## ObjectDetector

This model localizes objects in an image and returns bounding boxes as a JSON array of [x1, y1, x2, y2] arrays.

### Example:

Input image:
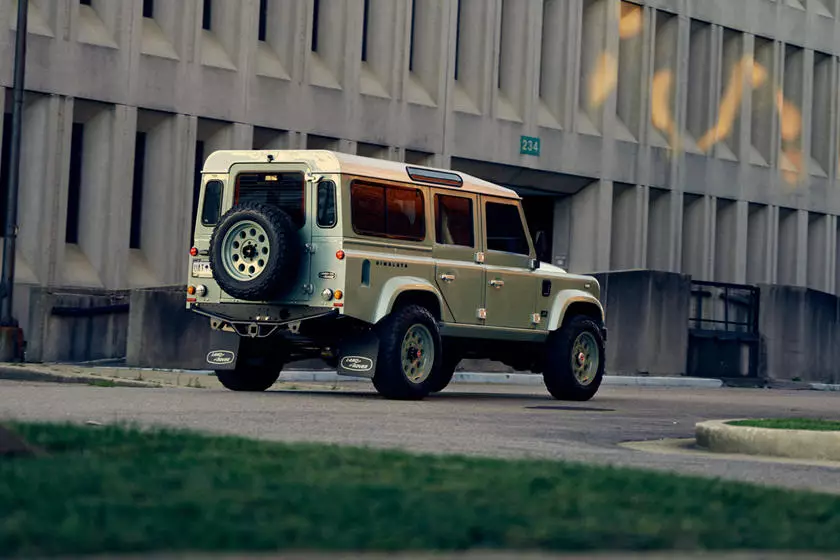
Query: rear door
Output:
[[226, 164, 313, 303], [432, 191, 484, 325]]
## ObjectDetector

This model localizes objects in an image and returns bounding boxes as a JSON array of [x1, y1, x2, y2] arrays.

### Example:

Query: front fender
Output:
[[371, 276, 444, 324], [546, 289, 605, 332]]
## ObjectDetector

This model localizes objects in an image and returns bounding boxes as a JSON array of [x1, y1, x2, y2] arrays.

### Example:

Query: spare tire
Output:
[[209, 201, 300, 301]]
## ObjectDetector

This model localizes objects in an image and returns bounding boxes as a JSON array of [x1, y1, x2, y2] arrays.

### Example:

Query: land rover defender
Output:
[[187, 150, 606, 401]]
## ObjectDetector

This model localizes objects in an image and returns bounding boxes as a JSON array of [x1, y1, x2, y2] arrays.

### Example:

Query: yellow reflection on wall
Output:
[[619, 1, 643, 39], [588, 53, 618, 111], [650, 69, 679, 148]]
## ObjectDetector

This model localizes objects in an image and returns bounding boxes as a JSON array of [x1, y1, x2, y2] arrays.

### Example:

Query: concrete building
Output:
[[1, 0, 840, 363]]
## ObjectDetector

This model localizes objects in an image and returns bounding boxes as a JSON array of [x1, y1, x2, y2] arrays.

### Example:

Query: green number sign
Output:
[[520, 135, 541, 157]]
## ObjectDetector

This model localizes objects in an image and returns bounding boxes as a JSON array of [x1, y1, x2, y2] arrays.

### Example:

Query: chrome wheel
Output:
[[221, 220, 270, 281], [401, 324, 434, 384], [570, 332, 599, 386]]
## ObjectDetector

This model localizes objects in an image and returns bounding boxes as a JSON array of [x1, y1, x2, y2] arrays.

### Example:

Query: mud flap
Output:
[[337, 330, 380, 379], [203, 330, 241, 371]]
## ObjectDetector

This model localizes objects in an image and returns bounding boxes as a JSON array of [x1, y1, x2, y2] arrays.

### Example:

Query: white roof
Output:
[[202, 149, 520, 200]]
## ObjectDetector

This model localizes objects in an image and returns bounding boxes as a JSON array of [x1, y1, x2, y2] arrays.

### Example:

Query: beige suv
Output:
[[187, 150, 606, 401]]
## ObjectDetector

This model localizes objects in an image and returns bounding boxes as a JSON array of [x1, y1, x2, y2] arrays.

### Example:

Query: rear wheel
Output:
[[542, 315, 605, 401], [372, 305, 442, 400]]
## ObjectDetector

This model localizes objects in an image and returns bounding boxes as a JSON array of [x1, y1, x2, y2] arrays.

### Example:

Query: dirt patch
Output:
[[0, 425, 42, 458]]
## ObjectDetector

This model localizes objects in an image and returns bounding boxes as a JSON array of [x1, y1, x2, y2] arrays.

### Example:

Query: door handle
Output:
[[440, 273, 456, 283], [489, 279, 505, 288]]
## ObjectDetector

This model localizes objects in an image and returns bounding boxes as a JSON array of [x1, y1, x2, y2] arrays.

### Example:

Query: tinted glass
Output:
[[351, 182, 386, 236], [201, 180, 223, 227], [435, 194, 474, 247], [486, 202, 530, 255], [350, 181, 425, 241], [317, 180, 337, 228], [235, 172, 305, 229], [386, 186, 425, 240]]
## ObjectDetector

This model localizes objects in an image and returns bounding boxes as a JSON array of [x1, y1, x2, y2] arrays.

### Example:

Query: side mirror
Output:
[[534, 230, 549, 263]]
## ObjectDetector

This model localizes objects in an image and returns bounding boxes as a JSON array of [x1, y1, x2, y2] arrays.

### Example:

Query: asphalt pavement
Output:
[[1, 379, 840, 495]]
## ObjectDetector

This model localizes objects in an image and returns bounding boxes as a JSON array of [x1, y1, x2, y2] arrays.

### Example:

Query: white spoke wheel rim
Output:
[[221, 220, 271, 281], [570, 331, 599, 386], [401, 324, 434, 384]]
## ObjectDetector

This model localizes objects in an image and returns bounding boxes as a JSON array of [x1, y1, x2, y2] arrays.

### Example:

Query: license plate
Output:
[[192, 260, 212, 278]]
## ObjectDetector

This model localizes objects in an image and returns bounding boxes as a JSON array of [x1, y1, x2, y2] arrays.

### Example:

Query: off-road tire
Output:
[[372, 305, 442, 400], [209, 202, 299, 301], [428, 352, 460, 393], [542, 315, 605, 401]]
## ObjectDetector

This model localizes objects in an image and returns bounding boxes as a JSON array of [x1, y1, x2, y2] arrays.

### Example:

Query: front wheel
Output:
[[372, 305, 442, 400], [542, 316, 605, 401]]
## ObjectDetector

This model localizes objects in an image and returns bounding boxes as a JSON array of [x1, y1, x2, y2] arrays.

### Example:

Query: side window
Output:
[[435, 194, 474, 247], [350, 181, 425, 241], [200, 180, 223, 226], [316, 180, 337, 228], [485, 201, 530, 255]]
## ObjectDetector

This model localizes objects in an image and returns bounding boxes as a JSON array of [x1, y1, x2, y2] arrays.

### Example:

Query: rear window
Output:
[[235, 172, 305, 229], [350, 181, 425, 241]]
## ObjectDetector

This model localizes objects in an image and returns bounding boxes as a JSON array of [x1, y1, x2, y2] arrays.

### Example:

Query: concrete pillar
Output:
[[807, 212, 832, 292], [681, 193, 711, 279], [746, 203, 773, 284], [713, 198, 748, 283], [609, 183, 643, 270], [130, 113, 196, 287], [63, 103, 135, 289], [777, 208, 808, 286], [567, 179, 612, 273], [16, 94, 68, 288]]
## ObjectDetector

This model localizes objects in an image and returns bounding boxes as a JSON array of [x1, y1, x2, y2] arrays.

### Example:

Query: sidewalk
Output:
[[2, 360, 838, 392]]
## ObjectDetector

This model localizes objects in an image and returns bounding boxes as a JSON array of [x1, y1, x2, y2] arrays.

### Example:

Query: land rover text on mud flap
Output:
[[187, 150, 607, 401]]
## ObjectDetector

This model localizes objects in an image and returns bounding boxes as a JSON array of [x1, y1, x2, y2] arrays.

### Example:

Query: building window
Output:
[[361, 0, 370, 61], [258, 0, 268, 42], [311, 0, 320, 52], [351, 181, 425, 241], [66, 123, 85, 245], [130, 132, 147, 250], [408, 0, 417, 72], [143, 0, 154, 18], [202, 0, 212, 31], [485, 201, 529, 255], [435, 194, 474, 247]]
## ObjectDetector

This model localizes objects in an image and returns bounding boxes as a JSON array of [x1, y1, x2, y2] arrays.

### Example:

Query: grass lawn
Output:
[[2, 422, 840, 557], [729, 418, 840, 431]]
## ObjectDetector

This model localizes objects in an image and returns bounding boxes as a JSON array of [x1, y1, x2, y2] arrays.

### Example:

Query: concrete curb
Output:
[[695, 419, 840, 462], [0, 365, 162, 389], [256, 370, 726, 388], [0, 363, 731, 389]]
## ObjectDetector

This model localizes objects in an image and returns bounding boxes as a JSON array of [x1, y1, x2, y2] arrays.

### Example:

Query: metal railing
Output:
[[689, 280, 760, 337]]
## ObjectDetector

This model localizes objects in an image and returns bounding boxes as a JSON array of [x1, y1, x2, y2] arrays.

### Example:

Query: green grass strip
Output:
[[2, 421, 840, 557], [728, 418, 840, 431]]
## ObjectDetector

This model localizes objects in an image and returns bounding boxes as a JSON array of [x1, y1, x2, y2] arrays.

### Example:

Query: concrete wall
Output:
[[758, 284, 840, 384], [23, 286, 129, 363], [594, 270, 692, 377]]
